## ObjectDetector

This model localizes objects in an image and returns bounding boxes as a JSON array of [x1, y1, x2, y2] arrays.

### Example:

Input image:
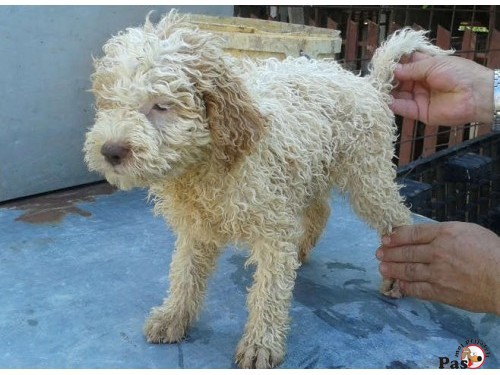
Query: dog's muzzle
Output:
[[101, 142, 130, 166]]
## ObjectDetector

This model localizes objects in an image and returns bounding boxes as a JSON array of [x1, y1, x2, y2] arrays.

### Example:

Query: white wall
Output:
[[0, 5, 233, 202]]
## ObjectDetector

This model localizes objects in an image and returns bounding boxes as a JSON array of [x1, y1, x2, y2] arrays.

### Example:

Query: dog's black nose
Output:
[[100, 142, 130, 166]]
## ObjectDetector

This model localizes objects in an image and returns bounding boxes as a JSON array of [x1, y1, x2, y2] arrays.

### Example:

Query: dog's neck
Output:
[[149, 159, 221, 197]]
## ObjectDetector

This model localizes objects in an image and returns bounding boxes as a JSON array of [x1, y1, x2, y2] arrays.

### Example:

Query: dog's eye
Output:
[[152, 104, 168, 112]]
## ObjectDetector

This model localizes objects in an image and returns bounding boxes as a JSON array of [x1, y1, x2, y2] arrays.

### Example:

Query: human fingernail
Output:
[[376, 249, 383, 260], [381, 236, 391, 246]]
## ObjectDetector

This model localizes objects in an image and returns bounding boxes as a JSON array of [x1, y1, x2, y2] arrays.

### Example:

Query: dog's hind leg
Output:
[[337, 146, 411, 298], [235, 239, 300, 369], [298, 197, 331, 264], [144, 237, 220, 343]]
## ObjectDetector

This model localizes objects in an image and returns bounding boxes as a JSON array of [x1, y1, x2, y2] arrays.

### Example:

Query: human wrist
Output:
[[491, 237, 500, 315], [493, 69, 500, 131], [494, 280, 500, 316], [495, 257, 500, 315]]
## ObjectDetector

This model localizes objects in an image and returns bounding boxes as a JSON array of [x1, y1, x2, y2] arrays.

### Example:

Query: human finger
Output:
[[397, 280, 439, 301], [393, 56, 438, 82], [379, 261, 432, 282], [391, 90, 414, 100], [397, 52, 431, 66], [381, 223, 441, 247], [376, 243, 434, 263], [389, 98, 420, 120], [407, 51, 433, 63]]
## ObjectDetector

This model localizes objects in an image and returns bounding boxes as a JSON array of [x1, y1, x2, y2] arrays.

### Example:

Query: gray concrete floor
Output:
[[0, 183, 498, 368]]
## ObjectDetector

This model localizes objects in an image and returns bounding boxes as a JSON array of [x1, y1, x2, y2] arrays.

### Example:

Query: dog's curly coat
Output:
[[84, 10, 448, 369]]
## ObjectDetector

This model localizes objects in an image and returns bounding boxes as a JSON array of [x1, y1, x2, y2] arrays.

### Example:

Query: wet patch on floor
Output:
[[326, 261, 366, 272], [0, 183, 115, 224]]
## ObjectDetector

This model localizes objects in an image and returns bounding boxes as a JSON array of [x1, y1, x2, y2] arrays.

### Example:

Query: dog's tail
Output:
[[367, 28, 453, 96]]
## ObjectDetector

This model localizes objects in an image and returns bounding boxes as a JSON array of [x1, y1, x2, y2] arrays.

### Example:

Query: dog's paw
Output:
[[235, 339, 284, 369], [143, 307, 188, 344], [380, 278, 404, 299]]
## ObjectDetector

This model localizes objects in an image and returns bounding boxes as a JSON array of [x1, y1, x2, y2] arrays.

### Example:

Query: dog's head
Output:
[[84, 10, 266, 190]]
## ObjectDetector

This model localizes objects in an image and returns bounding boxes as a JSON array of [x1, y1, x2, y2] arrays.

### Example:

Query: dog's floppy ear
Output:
[[155, 13, 266, 169], [202, 66, 266, 169]]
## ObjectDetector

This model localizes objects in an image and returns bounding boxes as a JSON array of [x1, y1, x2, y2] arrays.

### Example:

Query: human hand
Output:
[[391, 53, 494, 126], [376, 222, 500, 315]]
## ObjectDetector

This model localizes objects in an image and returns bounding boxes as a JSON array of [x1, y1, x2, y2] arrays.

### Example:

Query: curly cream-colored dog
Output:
[[84, 10, 447, 368]]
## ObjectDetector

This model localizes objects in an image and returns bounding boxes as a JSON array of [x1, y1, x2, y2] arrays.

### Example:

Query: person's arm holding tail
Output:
[[391, 52, 493, 126], [382, 53, 500, 315]]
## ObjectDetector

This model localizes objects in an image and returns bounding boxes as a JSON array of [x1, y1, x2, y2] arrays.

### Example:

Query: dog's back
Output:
[[234, 57, 389, 191], [232, 28, 452, 193]]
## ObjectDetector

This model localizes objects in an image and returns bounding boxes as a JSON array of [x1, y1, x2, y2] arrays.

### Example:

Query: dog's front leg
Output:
[[235, 240, 300, 369], [144, 236, 220, 343]]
